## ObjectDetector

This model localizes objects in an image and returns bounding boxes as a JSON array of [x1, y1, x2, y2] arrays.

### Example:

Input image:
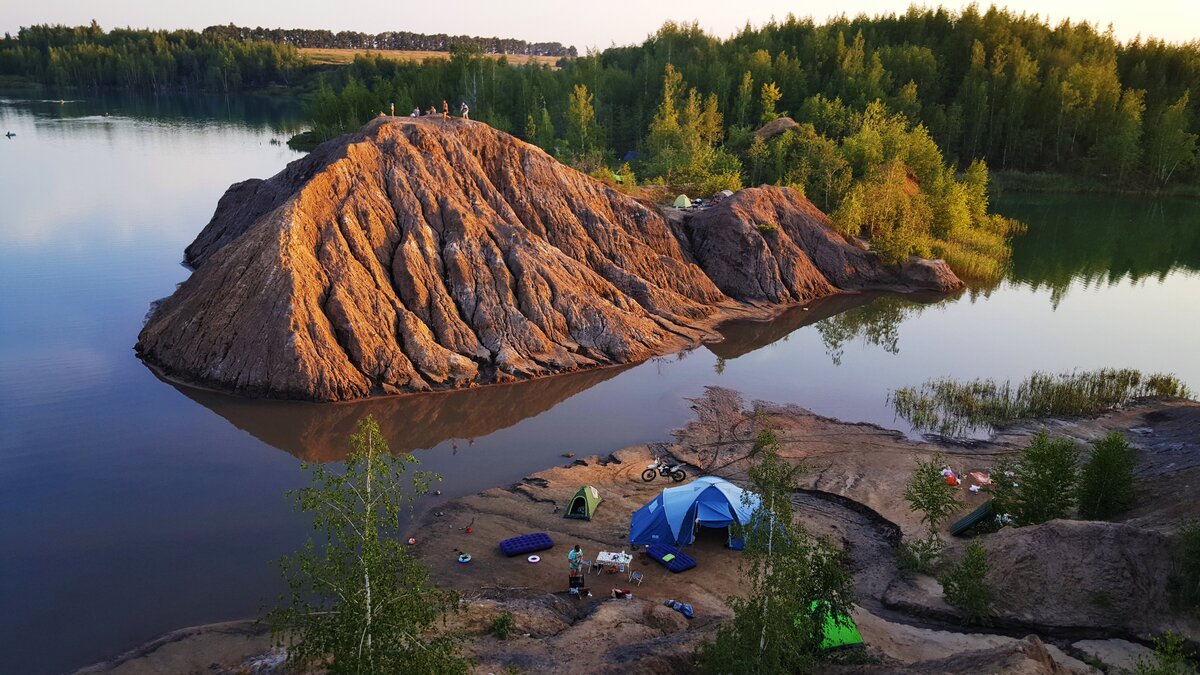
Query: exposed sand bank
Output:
[[77, 391, 1199, 674]]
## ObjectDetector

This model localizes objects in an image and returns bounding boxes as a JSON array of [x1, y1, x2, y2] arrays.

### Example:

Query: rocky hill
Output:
[[136, 117, 962, 401]]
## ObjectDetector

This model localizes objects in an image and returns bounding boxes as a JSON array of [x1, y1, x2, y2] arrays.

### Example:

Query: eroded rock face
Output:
[[137, 117, 962, 401]]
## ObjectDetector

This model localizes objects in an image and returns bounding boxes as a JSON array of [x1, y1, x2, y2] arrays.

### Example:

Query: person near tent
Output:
[[567, 544, 583, 577], [442, 100, 449, 121], [427, 104, 437, 116], [410, 107, 420, 117], [460, 101, 470, 119]]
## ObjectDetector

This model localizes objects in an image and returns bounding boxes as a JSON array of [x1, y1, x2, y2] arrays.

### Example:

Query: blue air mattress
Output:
[[499, 533, 554, 557], [646, 543, 696, 573]]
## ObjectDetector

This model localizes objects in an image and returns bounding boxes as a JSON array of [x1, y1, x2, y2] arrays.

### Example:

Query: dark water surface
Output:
[[1, 94, 1198, 674]]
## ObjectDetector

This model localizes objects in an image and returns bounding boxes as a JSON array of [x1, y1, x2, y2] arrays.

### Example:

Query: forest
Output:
[[200, 23, 576, 57], [3, 8, 1198, 280]]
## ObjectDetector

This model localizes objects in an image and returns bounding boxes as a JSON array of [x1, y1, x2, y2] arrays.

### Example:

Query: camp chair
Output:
[[628, 570, 644, 586], [580, 559, 592, 575]]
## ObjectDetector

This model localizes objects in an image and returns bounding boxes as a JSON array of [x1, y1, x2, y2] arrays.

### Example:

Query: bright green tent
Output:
[[795, 601, 864, 651], [673, 194, 692, 208], [565, 485, 602, 520]]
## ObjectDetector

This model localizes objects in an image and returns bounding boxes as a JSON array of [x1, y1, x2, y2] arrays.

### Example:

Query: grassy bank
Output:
[[992, 171, 1200, 199], [891, 368, 1192, 437]]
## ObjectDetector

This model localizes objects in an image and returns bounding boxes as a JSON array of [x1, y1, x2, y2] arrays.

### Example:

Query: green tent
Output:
[[795, 601, 864, 651], [673, 194, 692, 208], [950, 499, 994, 537], [565, 485, 602, 520]]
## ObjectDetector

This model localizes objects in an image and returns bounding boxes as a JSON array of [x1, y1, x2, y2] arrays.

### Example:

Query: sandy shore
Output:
[[77, 390, 1199, 674]]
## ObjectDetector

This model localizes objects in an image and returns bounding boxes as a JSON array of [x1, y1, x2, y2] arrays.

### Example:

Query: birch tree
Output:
[[697, 433, 855, 673], [268, 416, 466, 674]]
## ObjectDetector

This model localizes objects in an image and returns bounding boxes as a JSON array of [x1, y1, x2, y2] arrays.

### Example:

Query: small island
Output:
[[136, 116, 962, 402]]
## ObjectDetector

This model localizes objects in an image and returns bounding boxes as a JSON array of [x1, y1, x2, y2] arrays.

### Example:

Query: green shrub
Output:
[[1134, 632, 1198, 675], [904, 454, 963, 531], [939, 539, 993, 625], [1078, 432, 1137, 520], [489, 611, 514, 640], [756, 223, 779, 234], [898, 534, 944, 574], [989, 432, 1080, 526], [1171, 521, 1200, 614]]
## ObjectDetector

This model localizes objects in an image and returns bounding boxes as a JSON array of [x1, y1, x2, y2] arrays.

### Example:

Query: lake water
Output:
[[1, 93, 1197, 674]]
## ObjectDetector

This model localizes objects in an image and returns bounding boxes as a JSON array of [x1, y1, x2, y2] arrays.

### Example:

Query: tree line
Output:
[[0, 22, 305, 90], [200, 23, 577, 57], [298, 7, 1199, 189]]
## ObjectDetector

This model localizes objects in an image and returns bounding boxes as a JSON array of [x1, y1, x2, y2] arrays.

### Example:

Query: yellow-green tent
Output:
[[565, 485, 602, 520], [673, 194, 692, 208]]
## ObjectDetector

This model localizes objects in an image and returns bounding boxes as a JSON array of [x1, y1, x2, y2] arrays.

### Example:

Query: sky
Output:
[[4, 1, 1199, 50]]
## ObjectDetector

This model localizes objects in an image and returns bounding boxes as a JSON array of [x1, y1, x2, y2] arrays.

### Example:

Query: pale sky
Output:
[[4, 1, 1199, 50]]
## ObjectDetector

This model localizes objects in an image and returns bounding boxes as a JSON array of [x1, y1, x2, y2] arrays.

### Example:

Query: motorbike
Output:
[[642, 457, 687, 483]]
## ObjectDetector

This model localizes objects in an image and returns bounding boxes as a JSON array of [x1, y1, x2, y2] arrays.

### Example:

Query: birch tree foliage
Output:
[[697, 436, 855, 674], [267, 415, 467, 675]]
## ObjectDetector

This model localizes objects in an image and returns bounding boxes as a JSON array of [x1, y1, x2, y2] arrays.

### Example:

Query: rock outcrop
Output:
[[137, 117, 962, 401]]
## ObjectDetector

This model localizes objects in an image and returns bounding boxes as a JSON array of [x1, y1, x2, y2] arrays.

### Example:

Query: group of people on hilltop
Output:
[[408, 100, 469, 120]]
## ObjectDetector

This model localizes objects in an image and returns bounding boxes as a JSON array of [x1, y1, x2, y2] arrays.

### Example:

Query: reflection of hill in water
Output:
[[1002, 195, 1200, 304], [167, 364, 630, 461], [709, 291, 956, 363]]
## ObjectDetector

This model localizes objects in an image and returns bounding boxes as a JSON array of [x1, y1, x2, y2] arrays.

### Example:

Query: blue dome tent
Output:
[[629, 476, 760, 548]]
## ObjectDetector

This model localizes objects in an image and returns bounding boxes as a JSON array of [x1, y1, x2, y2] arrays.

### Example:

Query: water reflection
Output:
[[1, 89, 306, 133], [1003, 194, 1200, 306], [710, 291, 958, 366], [163, 364, 632, 461]]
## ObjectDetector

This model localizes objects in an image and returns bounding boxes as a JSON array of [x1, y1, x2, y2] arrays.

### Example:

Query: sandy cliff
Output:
[[137, 117, 961, 400]]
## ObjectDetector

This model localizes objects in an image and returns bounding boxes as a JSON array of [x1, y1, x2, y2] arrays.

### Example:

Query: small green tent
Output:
[[673, 194, 692, 208], [565, 485, 602, 520]]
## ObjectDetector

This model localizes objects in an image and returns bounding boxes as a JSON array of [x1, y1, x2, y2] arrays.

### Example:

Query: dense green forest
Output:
[[4, 8, 1198, 280], [201, 24, 576, 57], [0, 22, 306, 90]]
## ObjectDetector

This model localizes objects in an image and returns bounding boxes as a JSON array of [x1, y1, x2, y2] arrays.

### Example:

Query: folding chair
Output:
[[628, 570, 644, 586], [580, 559, 592, 575]]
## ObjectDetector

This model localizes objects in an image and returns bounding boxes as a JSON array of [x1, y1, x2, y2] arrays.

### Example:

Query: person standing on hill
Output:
[[459, 101, 470, 119], [442, 100, 449, 121]]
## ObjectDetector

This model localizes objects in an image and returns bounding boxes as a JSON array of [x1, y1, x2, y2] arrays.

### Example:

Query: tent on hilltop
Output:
[[629, 476, 759, 548], [673, 194, 692, 208], [565, 485, 602, 520]]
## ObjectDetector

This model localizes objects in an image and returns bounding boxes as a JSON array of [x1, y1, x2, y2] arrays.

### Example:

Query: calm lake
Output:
[[1, 93, 1197, 674]]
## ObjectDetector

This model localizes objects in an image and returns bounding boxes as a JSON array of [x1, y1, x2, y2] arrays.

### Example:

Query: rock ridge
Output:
[[136, 117, 962, 401]]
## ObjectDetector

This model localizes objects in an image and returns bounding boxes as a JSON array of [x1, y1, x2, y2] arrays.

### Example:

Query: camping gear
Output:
[[673, 194, 692, 208], [564, 485, 602, 520], [629, 476, 760, 547], [642, 457, 687, 483], [727, 534, 746, 551], [646, 544, 697, 573], [712, 189, 734, 203], [596, 550, 632, 574], [798, 602, 864, 650], [628, 571, 644, 586], [969, 471, 992, 486], [665, 599, 694, 618], [568, 575, 586, 589], [457, 553, 472, 563], [499, 532, 554, 557], [949, 500, 995, 537], [527, 555, 541, 563]]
